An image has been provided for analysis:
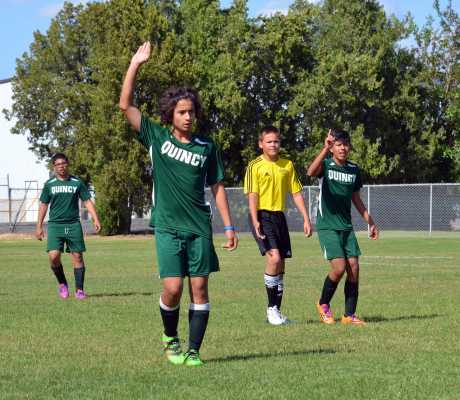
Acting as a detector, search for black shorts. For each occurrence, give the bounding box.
[249,210,292,258]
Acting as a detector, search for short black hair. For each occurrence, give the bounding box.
[259,125,280,140]
[159,87,203,125]
[331,129,350,145]
[51,153,68,165]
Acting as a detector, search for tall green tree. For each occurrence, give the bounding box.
[415,0,460,180]
[6,1,176,234]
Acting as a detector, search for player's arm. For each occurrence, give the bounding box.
[36,202,48,240]
[119,42,151,132]
[83,200,101,233]
[248,192,265,240]
[211,182,238,251]
[291,191,312,237]
[352,191,378,240]
[306,129,335,177]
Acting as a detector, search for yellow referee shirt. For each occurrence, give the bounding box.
[244,156,303,212]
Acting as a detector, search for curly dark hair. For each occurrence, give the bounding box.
[158,87,203,125]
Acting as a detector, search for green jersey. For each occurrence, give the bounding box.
[40,176,91,224]
[137,115,224,239]
[316,157,362,230]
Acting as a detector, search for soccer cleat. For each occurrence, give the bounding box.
[341,314,365,326]
[266,306,286,325]
[183,350,204,366]
[278,309,291,324]
[316,302,335,324]
[75,289,87,300]
[58,284,69,299]
[162,334,185,365]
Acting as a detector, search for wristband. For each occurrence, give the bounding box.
[224,226,235,231]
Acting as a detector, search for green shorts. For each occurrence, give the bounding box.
[154,228,219,278]
[47,222,86,253]
[317,229,361,260]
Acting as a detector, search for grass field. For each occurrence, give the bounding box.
[1,232,459,400]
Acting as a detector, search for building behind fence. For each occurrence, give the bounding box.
[1,180,460,234]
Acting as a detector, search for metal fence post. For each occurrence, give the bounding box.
[7,174,12,226]
[367,185,371,236]
[429,184,433,236]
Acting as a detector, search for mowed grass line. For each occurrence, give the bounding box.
[1,233,459,400]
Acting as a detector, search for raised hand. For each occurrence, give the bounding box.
[324,129,335,149]
[131,41,151,66]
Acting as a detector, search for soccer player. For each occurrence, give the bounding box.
[119,42,238,366]
[307,129,378,325]
[244,126,312,325]
[36,153,101,300]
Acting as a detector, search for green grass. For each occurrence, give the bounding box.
[1,232,459,400]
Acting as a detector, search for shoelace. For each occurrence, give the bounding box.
[185,350,199,360]
[165,339,181,353]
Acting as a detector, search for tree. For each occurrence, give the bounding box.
[5,0,175,234]
[415,0,460,181]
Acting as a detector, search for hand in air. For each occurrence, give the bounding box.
[131,41,151,66]
[324,129,335,149]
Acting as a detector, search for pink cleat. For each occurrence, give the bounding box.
[59,284,69,299]
[75,289,87,300]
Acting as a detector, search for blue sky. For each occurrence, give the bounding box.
[0,0,459,79]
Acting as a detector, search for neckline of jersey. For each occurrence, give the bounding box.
[168,130,202,148]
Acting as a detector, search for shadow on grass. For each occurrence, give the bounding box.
[207,348,338,363]
[304,314,441,324]
[89,292,153,298]
[363,314,440,323]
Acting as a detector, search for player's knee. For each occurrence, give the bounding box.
[48,252,61,265]
[71,252,84,264]
[266,250,282,266]
[330,268,345,281]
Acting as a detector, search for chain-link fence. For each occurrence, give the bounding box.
[208,183,460,234]
[0,181,91,233]
[1,183,460,234]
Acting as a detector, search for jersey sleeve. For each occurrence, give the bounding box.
[353,167,363,192]
[288,161,303,194]
[137,115,160,149]
[243,161,259,194]
[318,158,329,178]
[39,182,51,204]
[205,142,225,186]
[78,180,92,201]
